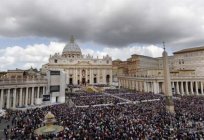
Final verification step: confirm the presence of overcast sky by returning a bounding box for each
[1,0,204,70]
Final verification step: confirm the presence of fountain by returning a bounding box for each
[35,111,64,135]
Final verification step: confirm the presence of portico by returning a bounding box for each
[0,79,47,109]
[118,76,204,96]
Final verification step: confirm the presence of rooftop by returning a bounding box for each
[173,46,204,54]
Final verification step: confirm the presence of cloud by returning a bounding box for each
[0,0,204,49]
[0,42,65,71]
[0,42,163,71]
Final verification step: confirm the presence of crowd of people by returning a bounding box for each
[117,92,162,101]
[71,94,123,106]
[0,91,204,139]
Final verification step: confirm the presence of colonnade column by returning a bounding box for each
[185,81,189,95]
[6,89,10,108]
[13,88,16,108]
[181,82,184,96]
[42,87,45,95]
[37,87,40,98]
[176,82,180,94]
[0,89,3,109]
[190,82,194,95]
[195,81,199,95]
[19,88,23,107]
[201,82,204,95]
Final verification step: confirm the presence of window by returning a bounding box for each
[54,59,57,63]
[50,85,60,92]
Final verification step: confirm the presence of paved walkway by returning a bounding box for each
[0,117,12,139]
[104,93,132,103]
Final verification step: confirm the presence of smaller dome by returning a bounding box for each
[62,36,82,54]
[45,111,55,119]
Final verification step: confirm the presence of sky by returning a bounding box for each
[1,0,204,71]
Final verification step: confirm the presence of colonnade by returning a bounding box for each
[119,78,204,96]
[119,79,160,93]
[0,86,46,109]
[172,81,204,95]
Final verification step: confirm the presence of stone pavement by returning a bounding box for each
[0,117,12,139]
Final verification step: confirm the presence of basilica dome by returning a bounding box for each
[62,36,82,54]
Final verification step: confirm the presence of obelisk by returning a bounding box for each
[162,42,175,113]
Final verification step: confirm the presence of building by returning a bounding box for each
[173,46,204,76]
[117,46,204,96]
[0,36,113,109]
[44,36,112,103]
[0,67,42,79]
[0,77,47,109]
[44,36,112,85]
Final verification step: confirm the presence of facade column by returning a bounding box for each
[135,81,137,91]
[139,82,142,92]
[31,87,34,105]
[19,88,23,107]
[153,82,157,94]
[109,69,112,85]
[66,70,69,85]
[148,82,151,92]
[133,80,135,90]
[195,81,199,95]
[201,82,204,95]
[137,82,139,91]
[118,79,121,89]
[151,82,154,93]
[97,69,100,84]
[13,88,16,108]
[85,69,88,84]
[144,81,147,92]
[79,68,81,84]
[185,81,189,95]
[146,82,149,92]
[190,82,194,95]
[90,69,92,84]
[25,87,28,106]
[75,69,78,85]
[0,89,3,109]
[6,89,10,108]
[176,82,180,95]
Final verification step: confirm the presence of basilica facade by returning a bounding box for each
[41,37,112,103]
[43,36,112,86]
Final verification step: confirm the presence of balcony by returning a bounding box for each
[0,78,48,86]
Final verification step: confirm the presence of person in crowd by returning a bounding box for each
[1,91,204,139]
